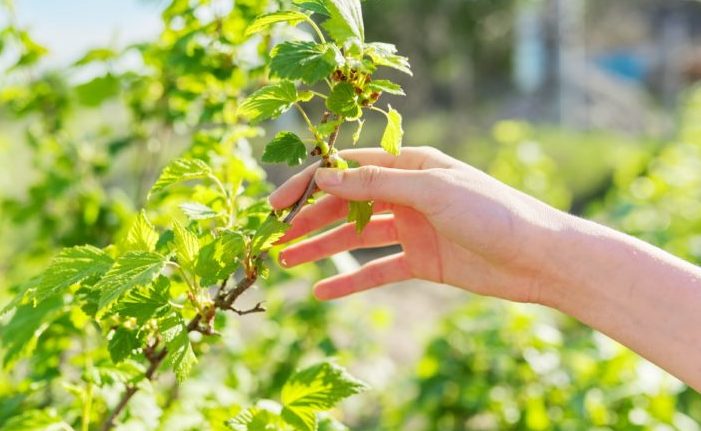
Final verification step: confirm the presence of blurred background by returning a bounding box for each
[2,0,701,429]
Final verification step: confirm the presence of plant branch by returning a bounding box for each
[101,114,343,431]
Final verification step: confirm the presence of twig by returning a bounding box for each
[100,114,343,431]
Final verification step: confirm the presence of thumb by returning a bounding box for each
[314,166,432,208]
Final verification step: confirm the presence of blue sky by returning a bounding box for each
[13,0,164,65]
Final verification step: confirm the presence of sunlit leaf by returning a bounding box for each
[280,362,367,431]
[380,106,403,156]
[262,131,308,166]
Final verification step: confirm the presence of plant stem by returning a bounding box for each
[304,16,326,44]
[101,117,343,431]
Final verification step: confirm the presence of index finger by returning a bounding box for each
[268,147,453,210]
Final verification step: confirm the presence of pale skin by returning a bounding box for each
[268,147,701,392]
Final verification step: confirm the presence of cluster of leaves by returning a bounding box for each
[240,0,411,231]
[1,0,401,429]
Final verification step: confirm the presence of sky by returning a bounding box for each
[13,0,164,65]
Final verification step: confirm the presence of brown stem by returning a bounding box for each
[101,114,343,431]
[100,348,167,431]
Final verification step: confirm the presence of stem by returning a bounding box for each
[101,116,343,431]
[295,103,316,136]
[209,174,235,228]
[370,105,389,117]
[304,16,326,44]
[100,347,167,431]
[310,90,327,99]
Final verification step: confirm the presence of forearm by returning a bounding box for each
[543,215,701,391]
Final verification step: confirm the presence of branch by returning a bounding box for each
[100,346,167,431]
[101,113,343,431]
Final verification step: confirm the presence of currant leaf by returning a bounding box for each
[245,11,309,37]
[326,82,361,119]
[34,245,114,301]
[270,41,342,85]
[380,106,403,156]
[149,158,213,199]
[238,81,298,125]
[262,131,308,167]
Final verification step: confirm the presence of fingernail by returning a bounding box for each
[315,168,343,186]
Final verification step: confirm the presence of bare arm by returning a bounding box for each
[270,147,701,391]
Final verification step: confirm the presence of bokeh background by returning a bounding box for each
[2,0,701,429]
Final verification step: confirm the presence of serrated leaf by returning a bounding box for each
[326,82,361,119]
[262,132,308,167]
[179,202,220,221]
[125,210,159,252]
[270,41,342,85]
[364,42,412,76]
[294,0,329,15]
[367,79,405,96]
[347,200,373,233]
[250,218,289,256]
[113,276,170,325]
[160,312,197,382]
[322,0,365,44]
[33,245,113,301]
[245,11,309,37]
[280,362,367,431]
[173,219,200,270]
[380,106,403,156]
[1,296,63,367]
[96,252,166,316]
[227,407,286,431]
[1,276,40,316]
[108,326,139,363]
[149,158,212,198]
[238,81,298,125]
[196,231,246,286]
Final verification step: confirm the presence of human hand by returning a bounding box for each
[269,147,569,303]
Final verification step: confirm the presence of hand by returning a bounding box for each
[269,147,569,302]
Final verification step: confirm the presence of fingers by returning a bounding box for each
[269,161,319,210]
[279,195,393,243]
[269,147,454,210]
[280,215,398,267]
[314,253,412,300]
[314,165,435,208]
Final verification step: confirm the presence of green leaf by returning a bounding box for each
[1,277,40,316]
[322,0,365,44]
[173,219,200,270]
[245,11,309,37]
[262,132,308,167]
[149,158,213,199]
[380,106,403,156]
[364,42,412,76]
[294,0,329,15]
[113,276,170,325]
[367,79,405,96]
[227,406,286,431]
[34,245,113,301]
[347,200,373,233]
[280,362,368,431]
[108,326,139,363]
[238,81,298,125]
[124,210,159,252]
[196,231,246,286]
[179,202,219,221]
[74,74,120,106]
[270,41,342,85]
[1,296,64,367]
[96,251,167,316]
[160,312,197,382]
[326,82,361,119]
[73,48,118,66]
[250,218,289,256]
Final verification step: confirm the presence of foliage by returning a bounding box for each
[384,298,700,431]
[2,0,701,430]
[0,0,403,429]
